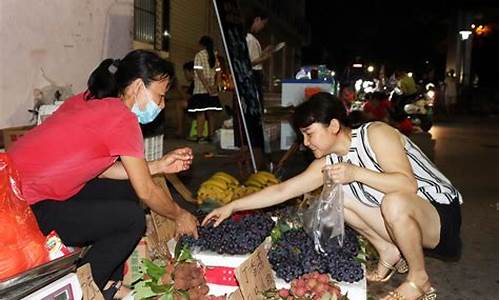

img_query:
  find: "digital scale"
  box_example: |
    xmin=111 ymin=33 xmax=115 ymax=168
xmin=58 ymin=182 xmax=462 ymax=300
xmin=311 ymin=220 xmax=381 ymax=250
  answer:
xmin=22 ymin=272 xmax=82 ymax=300
xmin=0 ymin=248 xmax=87 ymax=300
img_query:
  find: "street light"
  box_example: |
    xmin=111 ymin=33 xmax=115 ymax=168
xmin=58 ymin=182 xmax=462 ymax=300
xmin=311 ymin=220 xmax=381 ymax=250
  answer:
xmin=459 ymin=30 xmax=472 ymax=40
xmin=367 ymin=65 xmax=374 ymax=73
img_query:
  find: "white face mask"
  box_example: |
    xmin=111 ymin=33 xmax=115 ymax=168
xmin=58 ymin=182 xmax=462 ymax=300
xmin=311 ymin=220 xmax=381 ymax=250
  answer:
xmin=131 ymin=84 xmax=161 ymax=124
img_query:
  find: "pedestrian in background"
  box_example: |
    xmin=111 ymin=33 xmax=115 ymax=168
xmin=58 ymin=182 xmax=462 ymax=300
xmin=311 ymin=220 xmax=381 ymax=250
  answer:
xmin=187 ymin=36 xmax=223 ymax=143
xmin=444 ymin=70 xmax=458 ymax=116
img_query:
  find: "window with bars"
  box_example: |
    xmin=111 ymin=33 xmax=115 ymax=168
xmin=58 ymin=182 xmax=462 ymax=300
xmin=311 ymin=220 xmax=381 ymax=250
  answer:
xmin=134 ymin=0 xmax=156 ymax=44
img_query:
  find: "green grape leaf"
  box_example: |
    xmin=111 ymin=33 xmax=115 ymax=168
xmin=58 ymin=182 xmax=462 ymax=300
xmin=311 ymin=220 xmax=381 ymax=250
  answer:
xmin=142 ymin=259 xmax=165 ymax=282
xmin=176 ymin=244 xmax=193 ymax=263
xmin=133 ymin=279 xmax=163 ymax=299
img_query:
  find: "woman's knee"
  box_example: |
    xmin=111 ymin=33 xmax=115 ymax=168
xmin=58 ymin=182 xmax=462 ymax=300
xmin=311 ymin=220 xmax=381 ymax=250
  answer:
xmin=381 ymin=192 xmax=413 ymax=224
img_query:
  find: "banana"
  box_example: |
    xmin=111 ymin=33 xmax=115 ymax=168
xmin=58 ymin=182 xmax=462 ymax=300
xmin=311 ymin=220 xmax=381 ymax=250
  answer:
xmin=245 ymin=186 xmax=261 ymax=194
xmin=201 ymin=179 xmax=228 ymax=190
xmin=246 ymin=174 xmax=267 ymax=187
xmin=256 ymin=171 xmax=280 ymax=184
xmin=213 ymin=172 xmax=239 ymax=185
xmin=244 ymin=178 xmax=265 ymax=188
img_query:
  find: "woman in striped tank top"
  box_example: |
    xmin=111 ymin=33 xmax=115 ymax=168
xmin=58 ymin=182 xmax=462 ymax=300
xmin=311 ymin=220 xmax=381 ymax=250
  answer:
xmin=203 ymin=93 xmax=462 ymax=300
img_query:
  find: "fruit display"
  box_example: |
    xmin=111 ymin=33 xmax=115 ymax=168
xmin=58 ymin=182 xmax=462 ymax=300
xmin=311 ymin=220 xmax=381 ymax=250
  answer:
xmin=133 ymin=246 xmax=223 ymax=300
xmin=196 ymin=172 xmax=240 ymax=205
xmin=196 ymin=171 xmax=280 ymax=205
xmin=180 ymin=213 xmax=275 ymax=255
xmin=268 ymin=227 xmax=363 ymax=283
xmin=262 ymin=272 xmax=349 ymax=300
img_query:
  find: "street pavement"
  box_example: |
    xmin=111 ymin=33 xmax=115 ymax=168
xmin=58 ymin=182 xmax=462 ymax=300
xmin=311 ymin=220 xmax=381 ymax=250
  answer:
xmin=164 ymin=115 xmax=499 ymax=299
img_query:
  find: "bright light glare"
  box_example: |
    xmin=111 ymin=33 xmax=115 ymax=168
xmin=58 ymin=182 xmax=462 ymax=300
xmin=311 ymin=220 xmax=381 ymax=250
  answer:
xmin=353 ymin=63 xmax=363 ymax=68
xmin=354 ymin=79 xmax=363 ymax=92
xmin=407 ymin=72 xmax=413 ymax=77
xmin=367 ymin=66 xmax=374 ymax=72
xmin=459 ymin=30 xmax=472 ymax=40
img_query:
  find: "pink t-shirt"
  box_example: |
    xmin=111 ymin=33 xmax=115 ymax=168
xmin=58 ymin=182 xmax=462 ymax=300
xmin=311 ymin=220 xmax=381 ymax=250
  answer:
xmin=9 ymin=92 xmax=144 ymax=204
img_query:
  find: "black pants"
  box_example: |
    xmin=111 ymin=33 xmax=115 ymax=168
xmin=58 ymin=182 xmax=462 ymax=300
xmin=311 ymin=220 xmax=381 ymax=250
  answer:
xmin=31 ymin=179 xmax=146 ymax=289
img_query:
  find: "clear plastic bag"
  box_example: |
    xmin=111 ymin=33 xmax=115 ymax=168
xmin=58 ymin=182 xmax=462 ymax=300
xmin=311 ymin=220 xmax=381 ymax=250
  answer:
xmin=299 ymin=165 xmax=344 ymax=253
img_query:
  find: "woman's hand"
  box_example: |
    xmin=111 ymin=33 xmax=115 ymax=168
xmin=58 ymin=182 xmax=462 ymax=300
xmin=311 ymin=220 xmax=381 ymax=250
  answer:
xmin=201 ymin=204 xmax=234 ymax=227
xmin=327 ymin=162 xmax=359 ymax=184
xmin=157 ymin=148 xmax=193 ymax=174
xmin=175 ymin=210 xmax=199 ymax=239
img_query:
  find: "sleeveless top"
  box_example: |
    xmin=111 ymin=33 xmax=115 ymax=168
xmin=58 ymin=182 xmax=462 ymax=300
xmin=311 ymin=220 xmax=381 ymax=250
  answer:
xmin=325 ymin=122 xmax=462 ymax=207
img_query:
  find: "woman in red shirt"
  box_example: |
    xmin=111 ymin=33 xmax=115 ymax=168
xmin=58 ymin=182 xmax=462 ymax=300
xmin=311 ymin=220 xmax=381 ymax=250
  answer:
xmin=9 ymin=50 xmax=198 ymax=299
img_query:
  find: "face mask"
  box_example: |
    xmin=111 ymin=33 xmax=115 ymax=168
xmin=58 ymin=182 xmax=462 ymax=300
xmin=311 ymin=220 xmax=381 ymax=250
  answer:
xmin=131 ymin=86 xmax=161 ymax=124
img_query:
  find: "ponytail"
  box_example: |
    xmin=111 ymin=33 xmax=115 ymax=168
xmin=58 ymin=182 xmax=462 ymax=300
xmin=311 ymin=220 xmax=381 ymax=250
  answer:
xmin=86 ymin=59 xmax=119 ymax=100
xmin=85 ymin=50 xmax=174 ymax=101
xmin=199 ymin=36 xmax=216 ymax=68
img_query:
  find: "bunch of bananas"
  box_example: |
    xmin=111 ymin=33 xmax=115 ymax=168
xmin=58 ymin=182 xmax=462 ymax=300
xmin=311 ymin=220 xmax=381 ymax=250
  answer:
xmin=244 ymin=171 xmax=280 ymax=189
xmin=196 ymin=172 xmax=239 ymax=205
xmin=197 ymin=171 xmax=280 ymax=205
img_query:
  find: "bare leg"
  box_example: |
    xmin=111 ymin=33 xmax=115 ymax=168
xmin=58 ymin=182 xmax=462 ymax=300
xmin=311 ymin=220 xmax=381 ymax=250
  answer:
xmin=196 ymin=112 xmax=206 ymax=138
xmin=379 ymin=192 xmax=440 ymax=300
xmin=343 ymin=197 xmax=402 ymax=278
xmin=206 ymin=111 xmax=216 ymax=137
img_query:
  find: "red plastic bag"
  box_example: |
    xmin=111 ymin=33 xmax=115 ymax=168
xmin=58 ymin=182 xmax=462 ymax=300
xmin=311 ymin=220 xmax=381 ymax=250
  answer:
xmin=0 ymin=153 xmax=49 ymax=281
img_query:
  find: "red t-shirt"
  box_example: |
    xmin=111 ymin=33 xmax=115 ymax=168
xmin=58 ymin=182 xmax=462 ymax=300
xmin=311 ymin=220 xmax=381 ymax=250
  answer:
xmin=9 ymin=92 xmax=144 ymax=205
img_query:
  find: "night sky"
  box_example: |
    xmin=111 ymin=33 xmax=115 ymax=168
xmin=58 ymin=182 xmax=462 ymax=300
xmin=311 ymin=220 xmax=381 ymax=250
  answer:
xmin=302 ymin=0 xmax=498 ymax=84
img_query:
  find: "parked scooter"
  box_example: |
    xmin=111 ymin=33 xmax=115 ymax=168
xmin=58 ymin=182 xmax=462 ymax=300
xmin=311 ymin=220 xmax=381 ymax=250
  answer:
xmin=389 ymin=83 xmax=435 ymax=132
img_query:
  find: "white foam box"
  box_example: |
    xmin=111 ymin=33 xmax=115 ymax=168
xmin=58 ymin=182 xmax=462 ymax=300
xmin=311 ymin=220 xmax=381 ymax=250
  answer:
xmin=219 ymin=128 xmax=239 ymax=150
xmin=167 ymin=240 xmax=366 ymax=299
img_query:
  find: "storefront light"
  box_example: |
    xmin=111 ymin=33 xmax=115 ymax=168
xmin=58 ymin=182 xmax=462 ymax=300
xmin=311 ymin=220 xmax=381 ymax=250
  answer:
xmin=353 ymin=63 xmax=363 ymax=68
xmin=407 ymin=72 xmax=413 ymax=77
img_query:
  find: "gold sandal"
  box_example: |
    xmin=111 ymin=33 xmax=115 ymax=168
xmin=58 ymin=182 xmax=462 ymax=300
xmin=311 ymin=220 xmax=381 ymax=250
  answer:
xmin=367 ymin=258 xmax=409 ymax=282
xmin=385 ymin=280 xmax=437 ymax=300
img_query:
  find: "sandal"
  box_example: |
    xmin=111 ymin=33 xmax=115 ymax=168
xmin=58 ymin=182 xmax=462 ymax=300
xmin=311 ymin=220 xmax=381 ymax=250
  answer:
xmin=385 ymin=280 xmax=437 ymax=300
xmin=367 ymin=257 xmax=409 ymax=282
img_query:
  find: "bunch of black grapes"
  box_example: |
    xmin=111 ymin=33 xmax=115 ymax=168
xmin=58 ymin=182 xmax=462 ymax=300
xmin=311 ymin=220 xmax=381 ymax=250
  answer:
xmin=268 ymin=226 xmax=363 ymax=283
xmin=180 ymin=213 xmax=275 ymax=255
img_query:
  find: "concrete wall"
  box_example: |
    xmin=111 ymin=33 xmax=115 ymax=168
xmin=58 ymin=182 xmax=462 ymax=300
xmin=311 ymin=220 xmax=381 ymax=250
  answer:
xmin=0 ymin=0 xmax=133 ymax=129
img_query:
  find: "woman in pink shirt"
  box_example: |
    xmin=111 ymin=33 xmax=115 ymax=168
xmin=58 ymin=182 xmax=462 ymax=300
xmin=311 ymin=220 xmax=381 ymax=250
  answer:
xmin=9 ymin=50 xmax=198 ymax=299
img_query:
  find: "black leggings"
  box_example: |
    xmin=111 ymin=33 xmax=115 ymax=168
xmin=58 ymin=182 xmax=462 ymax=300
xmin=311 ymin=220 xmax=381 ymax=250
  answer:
xmin=31 ymin=179 xmax=145 ymax=289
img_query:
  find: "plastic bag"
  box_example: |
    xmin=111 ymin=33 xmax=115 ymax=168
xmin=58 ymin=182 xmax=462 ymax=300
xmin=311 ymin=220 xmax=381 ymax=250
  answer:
xmin=299 ymin=165 xmax=344 ymax=253
xmin=0 ymin=153 xmax=49 ymax=281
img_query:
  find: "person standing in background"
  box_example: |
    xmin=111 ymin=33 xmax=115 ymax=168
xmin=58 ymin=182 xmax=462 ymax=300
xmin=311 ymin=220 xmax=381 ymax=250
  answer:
xmin=246 ymin=8 xmax=274 ymax=110
xmin=187 ymin=36 xmax=223 ymax=143
xmin=444 ymin=70 xmax=458 ymax=116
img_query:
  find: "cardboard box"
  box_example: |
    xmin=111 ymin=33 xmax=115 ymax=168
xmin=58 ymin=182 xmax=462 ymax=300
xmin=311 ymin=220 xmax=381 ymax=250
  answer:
xmin=2 ymin=125 xmax=35 ymax=151
xmin=76 ymin=263 xmax=105 ymax=300
xmin=123 ymin=238 xmax=148 ymax=287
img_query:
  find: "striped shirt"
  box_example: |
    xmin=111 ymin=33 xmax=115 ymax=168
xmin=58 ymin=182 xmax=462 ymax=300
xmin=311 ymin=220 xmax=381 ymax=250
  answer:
xmin=326 ymin=122 xmax=462 ymax=206
xmin=193 ymin=49 xmax=220 ymax=95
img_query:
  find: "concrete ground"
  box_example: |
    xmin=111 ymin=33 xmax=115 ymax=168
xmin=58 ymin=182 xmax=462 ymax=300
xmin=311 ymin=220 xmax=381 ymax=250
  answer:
xmin=163 ymin=115 xmax=499 ymax=300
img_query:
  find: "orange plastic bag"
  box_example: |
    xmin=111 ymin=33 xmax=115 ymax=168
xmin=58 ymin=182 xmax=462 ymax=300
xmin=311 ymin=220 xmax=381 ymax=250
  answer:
xmin=0 ymin=153 xmax=49 ymax=280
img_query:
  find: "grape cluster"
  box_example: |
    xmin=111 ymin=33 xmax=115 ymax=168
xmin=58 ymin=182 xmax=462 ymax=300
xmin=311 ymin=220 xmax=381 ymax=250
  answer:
xmin=180 ymin=213 xmax=275 ymax=255
xmin=268 ymin=227 xmax=363 ymax=283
